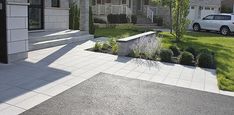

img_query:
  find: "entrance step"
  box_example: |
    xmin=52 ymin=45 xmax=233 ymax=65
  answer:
xmin=29 ymin=30 xmax=88 ymax=43
xmin=29 ymin=30 xmax=94 ymax=51
xmin=136 ymin=15 xmax=154 ymax=24
xmin=29 ymin=34 xmax=94 ymax=51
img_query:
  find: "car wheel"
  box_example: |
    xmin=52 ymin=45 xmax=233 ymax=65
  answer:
xmin=193 ymin=24 xmax=200 ymax=32
xmin=220 ymin=27 xmax=230 ymax=36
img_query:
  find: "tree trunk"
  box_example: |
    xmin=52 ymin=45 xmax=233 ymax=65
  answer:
xmin=170 ymin=1 xmax=173 ymax=34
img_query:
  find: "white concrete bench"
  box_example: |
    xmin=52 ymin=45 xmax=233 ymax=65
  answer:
xmin=117 ymin=31 xmax=157 ymax=56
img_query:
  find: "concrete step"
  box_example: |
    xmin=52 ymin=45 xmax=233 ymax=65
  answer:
xmin=29 ymin=34 xmax=94 ymax=51
xmin=29 ymin=30 xmax=88 ymax=43
xmin=137 ymin=15 xmax=154 ymax=24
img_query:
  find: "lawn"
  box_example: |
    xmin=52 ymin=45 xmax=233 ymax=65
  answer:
xmin=94 ymin=24 xmax=148 ymax=39
xmin=161 ymin=32 xmax=234 ymax=91
xmin=94 ymin=24 xmax=234 ymax=91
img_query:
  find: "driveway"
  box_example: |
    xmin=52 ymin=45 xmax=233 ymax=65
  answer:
xmin=21 ymin=73 xmax=234 ymax=115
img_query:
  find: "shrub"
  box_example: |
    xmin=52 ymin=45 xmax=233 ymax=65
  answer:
xmin=179 ymin=52 xmax=194 ymax=66
xmin=107 ymin=14 xmax=128 ymax=24
xmin=94 ymin=18 xmax=107 ymax=24
xmin=93 ymin=42 xmax=102 ymax=52
xmin=102 ymin=42 xmax=111 ymax=50
xmin=131 ymin=15 xmax=137 ymax=24
xmin=160 ymin=49 xmax=173 ymax=62
xmin=112 ymin=44 xmax=118 ymax=54
xmin=153 ymin=16 xmax=163 ymax=26
xmin=199 ymin=48 xmax=214 ymax=55
xmin=69 ymin=3 xmax=79 ymax=30
xmin=197 ymin=53 xmax=214 ymax=68
xmin=169 ymin=45 xmax=180 ymax=57
xmin=185 ymin=47 xmax=197 ymax=57
xmin=119 ymin=14 xmax=128 ymax=23
xmin=108 ymin=38 xmax=117 ymax=47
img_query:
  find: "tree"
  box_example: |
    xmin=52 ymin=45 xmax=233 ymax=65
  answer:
xmin=69 ymin=2 xmax=80 ymax=30
xmin=161 ymin=0 xmax=175 ymax=34
xmin=151 ymin=0 xmax=175 ymax=34
xmin=89 ymin=6 xmax=95 ymax=34
xmin=173 ymin=0 xmax=190 ymax=42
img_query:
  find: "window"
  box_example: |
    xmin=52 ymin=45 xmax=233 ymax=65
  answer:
xmin=122 ymin=0 xmax=126 ymax=4
xmin=28 ymin=0 xmax=44 ymax=30
xmin=97 ymin=0 xmax=102 ymax=4
xmin=199 ymin=6 xmax=203 ymax=10
xmin=129 ymin=0 xmax=132 ymax=8
xmin=214 ymin=15 xmax=231 ymax=20
xmin=106 ymin=0 xmax=111 ymax=3
xmin=205 ymin=7 xmax=210 ymax=10
xmin=52 ymin=0 xmax=60 ymax=7
xmin=203 ymin=15 xmax=214 ymax=20
xmin=191 ymin=6 xmax=195 ymax=9
xmin=144 ymin=0 xmax=149 ymax=5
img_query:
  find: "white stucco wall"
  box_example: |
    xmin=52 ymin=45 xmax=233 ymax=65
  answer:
xmin=44 ymin=0 xmax=69 ymax=30
xmin=6 ymin=1 xmax=29 ymax=62
xmin=44 ymin=8 xmax=69 ymax=30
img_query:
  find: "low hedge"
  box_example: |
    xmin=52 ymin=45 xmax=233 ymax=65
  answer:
xmin=107 ymin=14 xmax=128 ymax=24
xmin=180 ymin=52 xmax=194 ymax=66
xmin=131 ymin=15 xmax=137 ymax=24
xmin=94 ymin=18 xmax=107 ymax=24
xmin=197 ymin=53 xmax=214 ymax=68
xmin=160 ymin=49 xmax=173 ymax=62
xmin=169 ymin=45 xmax=180 ymax=57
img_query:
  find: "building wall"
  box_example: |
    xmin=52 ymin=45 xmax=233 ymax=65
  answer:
xmin=6 ymin=0 xmax=29 ymax=62
xmin=44 ymin=0 xmax=69 ymax=30
xmin=221 ymin=0 xmax=234 ymax=13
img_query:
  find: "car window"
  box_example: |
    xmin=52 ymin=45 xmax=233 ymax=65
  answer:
xmin=214 ymin=15 xmax=231 ymax=20
xmin=203 ymin=15 xmax=214 ymax=20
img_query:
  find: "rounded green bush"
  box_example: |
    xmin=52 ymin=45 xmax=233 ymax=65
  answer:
xmin=169 ymin=45 xmax=180 ymax=57
xmin=197 ymin=53 xmax=214 ymax=68
xmin=185 ymin=47 xmax=197 ymax=57
xmin=199 ymin=48 xmax=214 ymax=55
xmin=160 ymin=49 xmax=173 ymax=62
xmin=179 ymin=52 xmax=194 ymax=66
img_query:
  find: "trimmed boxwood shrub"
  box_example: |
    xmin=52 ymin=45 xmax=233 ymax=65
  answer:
xmin=197 ymin=53 xmax=214 ymax=68
xmin=160 ymin=49 xmax=173 ymax=62
xmin=179 ymin=52 xmax=194 ymax=66
xmin=131 ymin=15 xmax=137 ymax=24
xmin=169 ymin=45 xmax=180 ymax=57
xmin=153 ymin=16 xmax=163 ymax=26
xmin=185 ymin=47 xmax=197 ymax=57
xmin=94 ymin=18 xmax=107 ymax=24
xmin=107 ymin=14 xmax=128 ymax=24
xmin=119 ymin=14 xmax=128 ymax=23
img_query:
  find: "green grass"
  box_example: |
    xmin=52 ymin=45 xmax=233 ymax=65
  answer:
xmin=161 ymin=32 xmax=234 ymax=91
xmin=94 ymin=24 xmax=148 ymax=39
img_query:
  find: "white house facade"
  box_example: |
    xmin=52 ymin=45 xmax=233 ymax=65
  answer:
xmin=188 ymin=0 xmax=221 ymax=21
xmin=0 ymin=0 xmax=91 ymax=64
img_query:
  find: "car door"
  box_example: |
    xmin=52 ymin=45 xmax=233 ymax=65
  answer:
xmin=200 ymin=15 xmax=214 ymax=30
xmin=213 ymin=15 xmax=232 ymax=31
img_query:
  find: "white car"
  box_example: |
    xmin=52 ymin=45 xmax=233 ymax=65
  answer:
xmin=192 ymin=14 xmax=234 ymax=35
